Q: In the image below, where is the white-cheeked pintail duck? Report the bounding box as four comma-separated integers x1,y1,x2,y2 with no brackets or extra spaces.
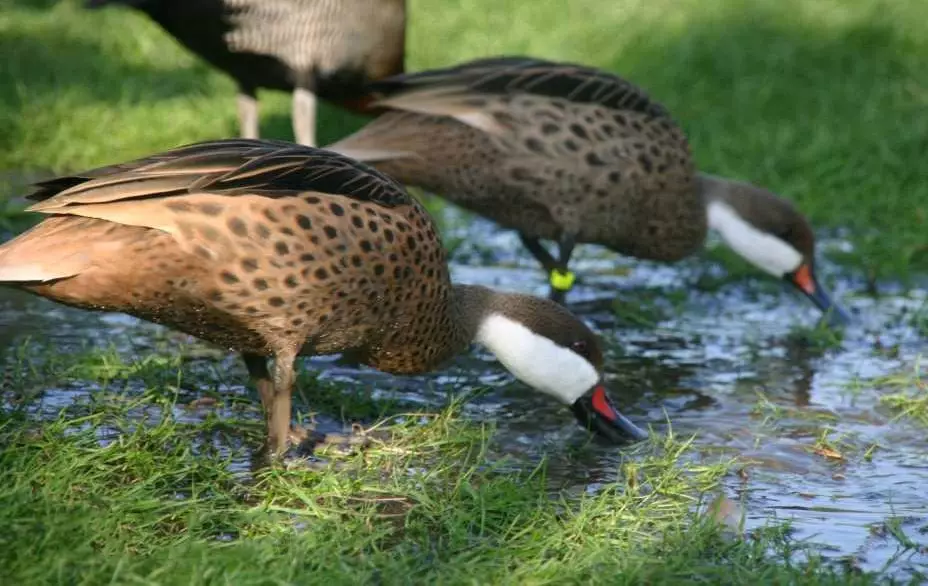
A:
0,139,647,455
327,56,851,323
86,0,406,147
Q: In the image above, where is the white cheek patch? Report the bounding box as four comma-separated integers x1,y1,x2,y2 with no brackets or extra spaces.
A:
707,201,803,277
475,313,599,405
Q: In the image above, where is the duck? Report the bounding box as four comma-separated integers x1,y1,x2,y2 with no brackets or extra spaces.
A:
85,0,406,147
0,139,647,455
326,56,851,323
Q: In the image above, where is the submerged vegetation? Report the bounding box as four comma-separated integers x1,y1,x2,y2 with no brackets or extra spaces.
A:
877,358,927,427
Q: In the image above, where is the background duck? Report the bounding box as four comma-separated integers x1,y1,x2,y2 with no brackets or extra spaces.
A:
0,139,646,456
327,56,851,323
86,0,406,146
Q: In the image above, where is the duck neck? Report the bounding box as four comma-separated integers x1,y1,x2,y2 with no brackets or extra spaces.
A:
697,173,803,278
448,284,495,354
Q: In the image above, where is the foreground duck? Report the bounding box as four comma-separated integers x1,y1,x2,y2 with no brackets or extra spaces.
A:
327,57,850,322
0,139,646,455
87,0,406,146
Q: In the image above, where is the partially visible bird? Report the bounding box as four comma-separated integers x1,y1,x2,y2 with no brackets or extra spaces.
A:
0,139,647,456
327,56,851,323
87,0,406,146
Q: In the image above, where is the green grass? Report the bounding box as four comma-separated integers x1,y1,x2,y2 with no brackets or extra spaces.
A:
0,347,886,585
0,341,918,584
2,0,927,278
1,0,927,583
877,357,927,426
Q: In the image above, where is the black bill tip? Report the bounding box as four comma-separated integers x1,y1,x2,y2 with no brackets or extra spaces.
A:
787,264,851,327
571,384,648,444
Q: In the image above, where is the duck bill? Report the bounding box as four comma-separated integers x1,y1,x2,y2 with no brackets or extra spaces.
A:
571,383,648,443
787,264,851,326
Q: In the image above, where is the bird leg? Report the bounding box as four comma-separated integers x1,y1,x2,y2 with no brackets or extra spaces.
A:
519,233,577,304
242,352,369,461
292,86,317,147
243,352,299,455
237,88,259,139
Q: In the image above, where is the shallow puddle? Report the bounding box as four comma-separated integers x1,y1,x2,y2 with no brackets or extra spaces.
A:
1,205,926,578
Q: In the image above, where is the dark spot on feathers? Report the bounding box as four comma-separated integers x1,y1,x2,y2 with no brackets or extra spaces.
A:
275,241,289,255
330,203,344,216
253,278,269,291
199,225,221,241
227,217,247,236
315,267,328,280
569,124,588,140
296,215,312,230
220,271,239,284
268,297,285,308
167,200,192,213
524,138,545,154
324,226,338,240
199,202,223,216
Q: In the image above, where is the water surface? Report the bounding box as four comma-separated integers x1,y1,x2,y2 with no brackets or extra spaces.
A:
1,206,925,579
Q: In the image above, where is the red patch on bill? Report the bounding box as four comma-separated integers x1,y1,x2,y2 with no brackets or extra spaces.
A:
793,264,815,295
592,386,617,421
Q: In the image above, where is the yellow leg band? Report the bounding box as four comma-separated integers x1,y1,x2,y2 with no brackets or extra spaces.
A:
549,269,576,292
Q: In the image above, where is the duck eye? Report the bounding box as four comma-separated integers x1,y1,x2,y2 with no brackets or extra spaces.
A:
570,340,588,354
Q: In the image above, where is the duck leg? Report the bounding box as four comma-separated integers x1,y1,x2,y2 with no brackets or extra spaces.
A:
243,351,299,455
519,233,577,304
292,85,317,147
237,86,259,139
243,352,368,459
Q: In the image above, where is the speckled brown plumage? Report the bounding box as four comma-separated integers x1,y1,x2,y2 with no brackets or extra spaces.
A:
328,57,844,314
0,139,614,454
329,57,702,263
87,0,406,145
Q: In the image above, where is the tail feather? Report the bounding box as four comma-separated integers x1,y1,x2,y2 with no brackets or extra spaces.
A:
323,145,412,164
0,262,84,283
325,112,432,167
0,217,105,283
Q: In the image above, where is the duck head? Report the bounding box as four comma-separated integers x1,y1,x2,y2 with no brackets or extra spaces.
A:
474,293,648,443
701,174,851,326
